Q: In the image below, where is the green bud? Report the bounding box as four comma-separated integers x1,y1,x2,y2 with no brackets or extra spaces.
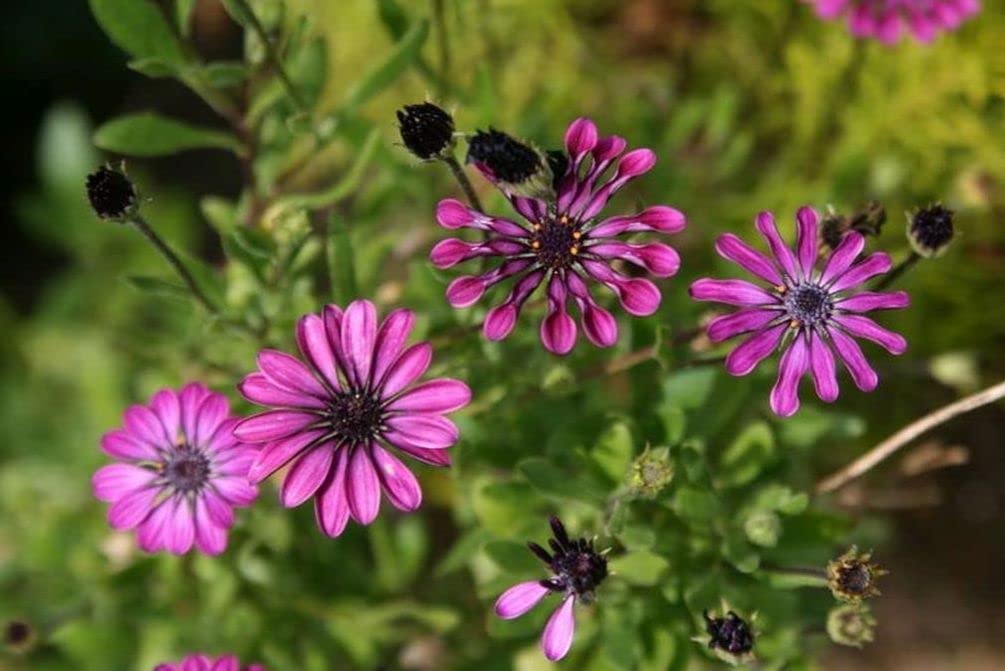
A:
827,604,877,648
743,511,781,547
629,445,674,498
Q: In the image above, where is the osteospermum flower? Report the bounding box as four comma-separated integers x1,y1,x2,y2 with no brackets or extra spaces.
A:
690,208,909,417
92,384,258,555
494,517,608,661
431,118,686,355
807,0,980,43
234,300,470,537
154,653,265,671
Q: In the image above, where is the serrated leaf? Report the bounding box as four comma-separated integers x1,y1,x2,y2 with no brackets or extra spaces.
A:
95,113,244,157
341,19,429,114
89,0,186,65
610,551,669,586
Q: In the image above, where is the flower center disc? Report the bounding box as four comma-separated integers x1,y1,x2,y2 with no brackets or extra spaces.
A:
553,549,608,597
532,216,580,270
329,390,383,444
784,283,832,326
164,446,211,492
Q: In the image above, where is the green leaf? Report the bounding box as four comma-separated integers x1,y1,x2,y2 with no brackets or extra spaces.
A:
94,113,244,157
484,540,541,575
750,484,809,516
341,19,429,114
610,551,669,586
435,528,491,577
200,196,238,234
377,0,410,39
128,58,179,78
671,486,720,523
123,275,189,301
722,529,760,573
717,421,775,488
274,128,381,211
593,421,634,483
517,457,606,503
327,215,359,304
219,0,255,26
743,511,782,547
201,62,249,88
663,367,717,410
89,0,187,65
176,0,197,36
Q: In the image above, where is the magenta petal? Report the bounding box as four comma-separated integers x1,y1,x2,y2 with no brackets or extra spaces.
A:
386,379,471,413
101,429,158,461
436,198,475,229
725,323,786,376
541,309,577,355
381,343,433,397
280,445,335,508
93,464,156,502
829,252,892,293
541,595,576,662
836,290,910,312
149,389,181,441
384,415,458,449
755,211,799,280
494,581,550,619
769,333,811,417
714,233,782,285
565,117,599,158
372,308,416,386
707,308,778,343
257,350,327,399
446,276,487,308
238,373,326,410
179,383,211,446
431,238,479,268
371,444,422,511
108,486,158,530
833,315,907,354
809,332,839,403
296,314,342,392
233,410,318,443
211,476,258,506
820,231,865,285
392,443,453,467
125,404,170,450
484,304,517,341
314,449,350,537
210,656,240,671
193,393,228,448
247,430,327,483
164,498,196,554
346,446,381,524
795,206,819,279
136,500,171,553
203,489,235,528
616,148,656,178
194,497,227,555
616,277,660,316
690,278,776,307
340,300,378,387
581,301,618,347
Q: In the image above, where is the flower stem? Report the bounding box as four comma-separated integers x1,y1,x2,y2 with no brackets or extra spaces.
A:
816,379,1005,493
231,0,308,113
431,0,451,97
127,215,218,315
442,154,484,212
872,251,920,291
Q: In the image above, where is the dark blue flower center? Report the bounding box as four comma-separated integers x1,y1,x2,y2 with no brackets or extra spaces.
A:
531,215,581,270
164,446,211,493
328,390,383,445
783,283,832,326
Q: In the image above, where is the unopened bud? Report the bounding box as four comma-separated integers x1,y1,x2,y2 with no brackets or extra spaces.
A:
467,128,553,199
827,546,887,602
629,445,673,498
908,204,955,257
86,165,137,221
397,102,455,160
827,604,877,648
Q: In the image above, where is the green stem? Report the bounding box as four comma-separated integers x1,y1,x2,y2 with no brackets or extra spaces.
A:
442,155,484,212
232,0,308,113
127,215,218,314
431,0,451,97
873,251,920,291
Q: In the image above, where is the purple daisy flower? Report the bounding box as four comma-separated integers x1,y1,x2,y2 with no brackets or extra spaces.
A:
807,0,980,43
234,300,471,537
92,384,258,556
153,653,265,671
494,517,608,662
431,117,686,355
690,207,910,417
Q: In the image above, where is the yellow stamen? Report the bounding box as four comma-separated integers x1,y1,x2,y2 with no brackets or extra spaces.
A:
789,319,800,329
531,240,541,250
572,230,582,240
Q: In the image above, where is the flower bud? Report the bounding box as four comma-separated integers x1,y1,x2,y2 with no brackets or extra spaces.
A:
466,128,553,199
820,201,886,250
629,445,673,498
397,102,456,160
827,604,877,648
4,620,34,654
827,546,887,602
908,204,955,257
702,608,755,658
86,165,137,221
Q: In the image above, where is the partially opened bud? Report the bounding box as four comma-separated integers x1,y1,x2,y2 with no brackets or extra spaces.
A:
908,204,955,257
396,102,456,160
827,546,887,602
86,165,137,221
466,128,553,199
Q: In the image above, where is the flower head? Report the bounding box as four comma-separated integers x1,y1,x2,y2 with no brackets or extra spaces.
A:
827,546,888,602
154,653,265,671
806,0,980,44
434,117,686,354
397,102,455,160
827,604,878,648
235,300,470,537
690,207,910,417
92,384,258,555
86,165,136,220
494,516,608,661
703,609,756,658
908,203,955,257
821,201,886,250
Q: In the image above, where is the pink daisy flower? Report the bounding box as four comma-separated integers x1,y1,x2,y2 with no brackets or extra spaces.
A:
234,300,471,537
431,117,686,355
494,517,608,662
153,653,265,671
807,0,980,43
92,384,258,555
689,208,910,417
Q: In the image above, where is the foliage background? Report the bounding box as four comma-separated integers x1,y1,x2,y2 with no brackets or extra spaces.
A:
2,0,1004,669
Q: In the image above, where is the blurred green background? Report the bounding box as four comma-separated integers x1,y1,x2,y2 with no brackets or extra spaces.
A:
2,1,1004,669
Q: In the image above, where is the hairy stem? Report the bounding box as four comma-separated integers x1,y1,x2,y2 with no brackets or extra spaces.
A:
816,379,1005,493
442,155,484,213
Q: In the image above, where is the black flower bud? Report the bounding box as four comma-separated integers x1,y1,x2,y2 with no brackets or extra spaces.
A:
827,546,887,602
467,128,553,199
86,165,137,221
396,102,455,160
821,201,886,250
4,620,34,653
546,149,569,191
908,204,955,257
703,609,755,657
